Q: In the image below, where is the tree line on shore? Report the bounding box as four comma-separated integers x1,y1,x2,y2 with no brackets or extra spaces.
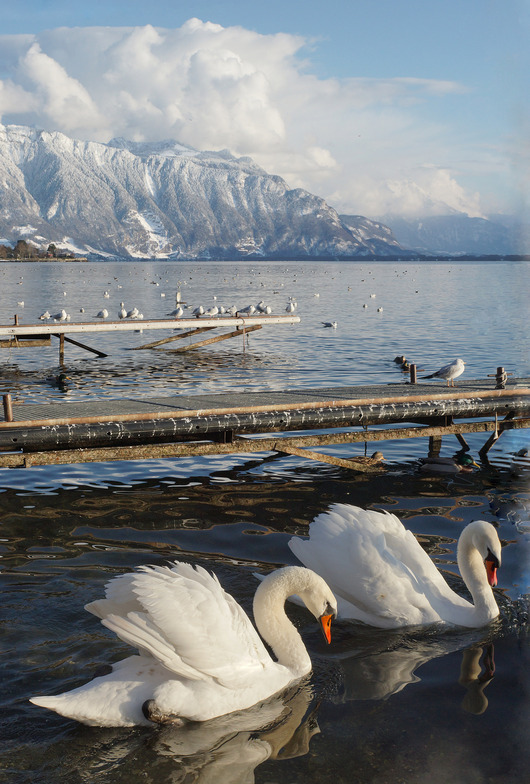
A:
0,239,76,260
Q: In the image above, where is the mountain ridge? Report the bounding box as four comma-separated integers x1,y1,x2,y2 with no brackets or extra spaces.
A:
0,124,409,260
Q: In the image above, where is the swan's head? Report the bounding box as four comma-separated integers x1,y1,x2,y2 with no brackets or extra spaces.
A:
462,521,502,587
294,569,337,645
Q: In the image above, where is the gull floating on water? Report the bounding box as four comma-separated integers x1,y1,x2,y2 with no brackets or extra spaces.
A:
421,358,465,387
322,321,337,328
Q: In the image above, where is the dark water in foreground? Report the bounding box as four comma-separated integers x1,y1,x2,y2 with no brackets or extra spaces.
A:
0,260,529,783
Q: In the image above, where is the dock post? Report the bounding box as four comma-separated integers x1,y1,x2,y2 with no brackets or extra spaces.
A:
2,394,13,422
495,367,507,389
59,334,65,365
409,364,417,384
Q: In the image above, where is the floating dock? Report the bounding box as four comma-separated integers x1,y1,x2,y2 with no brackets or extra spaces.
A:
0,378,528,469
0,314,300,360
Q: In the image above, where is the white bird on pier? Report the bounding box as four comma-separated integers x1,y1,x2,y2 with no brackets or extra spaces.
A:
238,304,256,316
204,305,219,317
118,303,127,319
285,302,296,313
52,309,69,321
167,307,184,318
39,311,51,320
421,358,465,387
192,305,205,317
96,309,109,319
127,307,140,319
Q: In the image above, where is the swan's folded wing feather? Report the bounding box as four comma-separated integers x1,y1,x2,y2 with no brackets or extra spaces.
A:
102,612,207,681
125,562,273,688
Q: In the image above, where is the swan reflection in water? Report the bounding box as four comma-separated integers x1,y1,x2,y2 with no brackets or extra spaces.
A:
330,625,496,715
459,644,495,715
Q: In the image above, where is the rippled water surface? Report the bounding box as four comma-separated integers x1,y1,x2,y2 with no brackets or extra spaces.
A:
1,260,529,784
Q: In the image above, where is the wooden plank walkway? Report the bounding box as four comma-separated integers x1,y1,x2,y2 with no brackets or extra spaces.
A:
0,378,528,469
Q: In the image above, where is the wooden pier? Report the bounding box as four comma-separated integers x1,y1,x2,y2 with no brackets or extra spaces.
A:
0,378,528,469
0,314,300,361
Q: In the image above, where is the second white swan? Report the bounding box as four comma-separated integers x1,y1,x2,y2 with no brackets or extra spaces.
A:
289,504,501,629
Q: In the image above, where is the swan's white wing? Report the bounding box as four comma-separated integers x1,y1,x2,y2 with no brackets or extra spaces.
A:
85,572,144,619
103,562,273,689
289,504,470,627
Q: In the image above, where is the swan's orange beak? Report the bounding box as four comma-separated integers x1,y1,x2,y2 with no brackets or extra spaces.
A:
320,613,333,644
485,558,497,587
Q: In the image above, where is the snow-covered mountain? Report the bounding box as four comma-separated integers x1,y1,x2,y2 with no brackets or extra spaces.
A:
379,213,522,256
0,124,407,260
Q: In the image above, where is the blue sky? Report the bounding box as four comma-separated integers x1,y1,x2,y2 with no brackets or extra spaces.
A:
0,0,527,218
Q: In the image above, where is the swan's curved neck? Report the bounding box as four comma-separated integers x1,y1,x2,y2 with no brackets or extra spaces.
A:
457,532,498,622
253,568,313,678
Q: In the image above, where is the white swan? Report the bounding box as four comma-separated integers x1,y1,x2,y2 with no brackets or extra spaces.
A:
30,562,336,727
288,504,501,629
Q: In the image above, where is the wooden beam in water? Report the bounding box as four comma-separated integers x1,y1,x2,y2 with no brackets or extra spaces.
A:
133,326,217,350
166,324,262,352
55,333,108,358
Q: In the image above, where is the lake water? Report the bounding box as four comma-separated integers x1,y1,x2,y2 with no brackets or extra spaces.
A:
0,260,529,784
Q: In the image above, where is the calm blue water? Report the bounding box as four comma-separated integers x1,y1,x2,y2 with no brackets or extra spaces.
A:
1,260,529,784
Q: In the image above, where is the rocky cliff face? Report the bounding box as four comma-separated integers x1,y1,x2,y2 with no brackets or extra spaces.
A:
0,125,406,259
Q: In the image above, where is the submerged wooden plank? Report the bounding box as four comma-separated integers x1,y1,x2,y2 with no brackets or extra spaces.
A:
166,324,262,352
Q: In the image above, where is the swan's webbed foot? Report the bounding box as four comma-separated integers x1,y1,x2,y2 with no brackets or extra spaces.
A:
91,664,113,680
142,699,186,726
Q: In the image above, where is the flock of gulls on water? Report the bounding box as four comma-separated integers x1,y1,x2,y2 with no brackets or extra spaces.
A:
30,502,502,727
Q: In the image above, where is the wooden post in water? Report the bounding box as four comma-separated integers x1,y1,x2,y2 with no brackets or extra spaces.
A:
2,394,13,422
409,364,417,384
59,333,65,365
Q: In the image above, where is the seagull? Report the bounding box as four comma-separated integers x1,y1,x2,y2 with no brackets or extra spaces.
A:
96,309,109,319
126,307,139,319
118,303,127,319
167,307,184,318
322,321,337,328
204,306,219,317
192,305,205,317
285,302,296,313
238,304,256,316
52,309,69,322
421,358,465,387
39,311,51,320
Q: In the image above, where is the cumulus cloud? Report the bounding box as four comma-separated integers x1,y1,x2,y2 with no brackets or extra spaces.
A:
0,20,499,217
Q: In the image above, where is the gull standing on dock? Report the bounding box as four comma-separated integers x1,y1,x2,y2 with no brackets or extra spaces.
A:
96,309,109,319
118,303,127,319
421,358,465,387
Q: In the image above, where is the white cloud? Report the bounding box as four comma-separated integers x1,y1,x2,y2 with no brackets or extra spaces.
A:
0,20,506,217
